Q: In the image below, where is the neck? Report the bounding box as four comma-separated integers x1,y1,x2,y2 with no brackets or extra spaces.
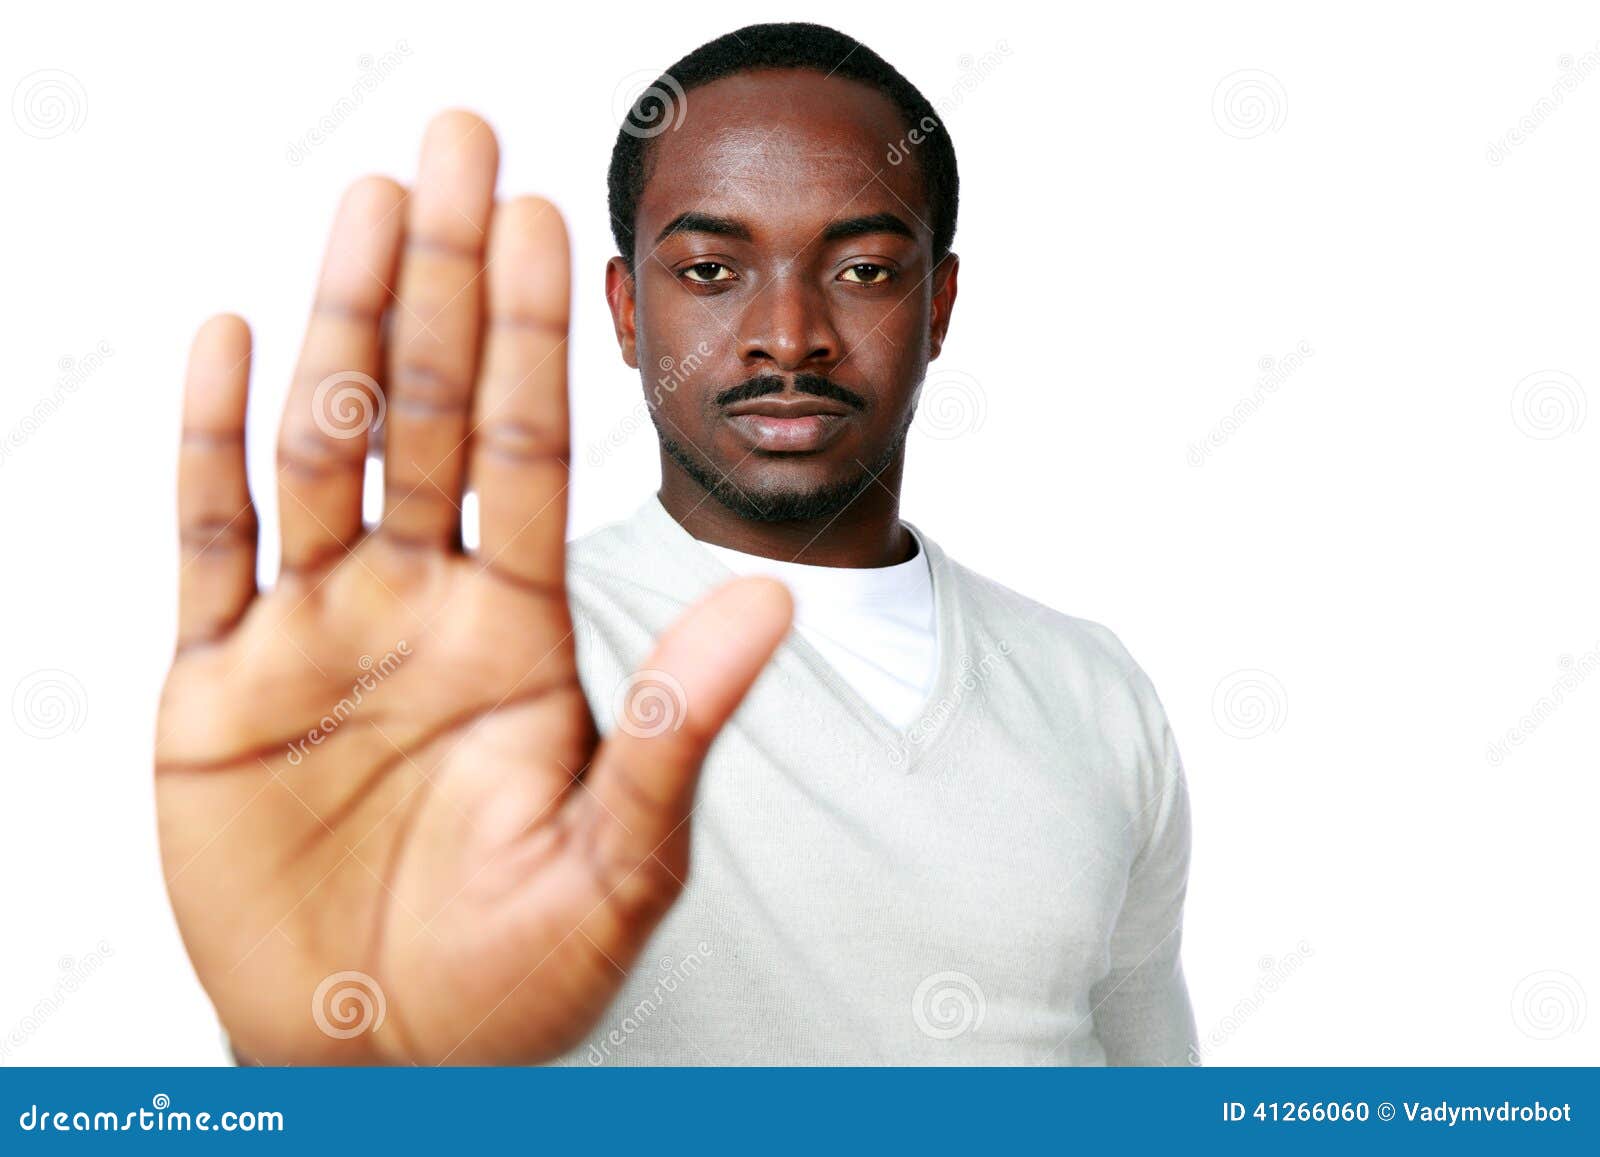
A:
657,458,914,568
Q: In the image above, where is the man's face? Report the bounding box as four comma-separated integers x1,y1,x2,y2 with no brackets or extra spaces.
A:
605,68,958,522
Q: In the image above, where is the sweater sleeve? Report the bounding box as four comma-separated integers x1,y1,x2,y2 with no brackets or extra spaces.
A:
1089,733,1199,1066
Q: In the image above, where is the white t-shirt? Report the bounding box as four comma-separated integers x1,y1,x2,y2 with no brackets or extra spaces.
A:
693,521,939,731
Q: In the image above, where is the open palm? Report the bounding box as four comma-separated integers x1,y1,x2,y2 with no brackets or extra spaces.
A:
154,111,791,1065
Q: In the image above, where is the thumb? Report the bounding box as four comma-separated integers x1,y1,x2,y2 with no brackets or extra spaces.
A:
583,575,793,868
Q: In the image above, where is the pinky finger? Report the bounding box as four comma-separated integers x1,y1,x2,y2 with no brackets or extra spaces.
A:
176,314,259,650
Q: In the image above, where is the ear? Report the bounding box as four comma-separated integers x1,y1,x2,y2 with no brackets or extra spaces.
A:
604,255,640,369
927,252,959,362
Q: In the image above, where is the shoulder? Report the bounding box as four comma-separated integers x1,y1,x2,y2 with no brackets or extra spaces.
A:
936,545,1148,687
562,506,694,612
931,539,1182,776
559,507,713,684
939,550,1190,852
565,508,651,576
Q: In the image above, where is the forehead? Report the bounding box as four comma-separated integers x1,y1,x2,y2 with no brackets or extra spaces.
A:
637,68,929,247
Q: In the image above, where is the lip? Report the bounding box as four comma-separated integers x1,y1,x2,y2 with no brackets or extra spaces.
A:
724,396,852,419
722,395,853,452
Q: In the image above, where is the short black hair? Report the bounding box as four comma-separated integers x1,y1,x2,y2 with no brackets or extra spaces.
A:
607,21,959,277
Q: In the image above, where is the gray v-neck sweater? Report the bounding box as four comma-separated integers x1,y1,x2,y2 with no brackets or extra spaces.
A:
555,496,1198,1066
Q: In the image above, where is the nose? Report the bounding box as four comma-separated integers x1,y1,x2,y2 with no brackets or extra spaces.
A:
736,270,841,374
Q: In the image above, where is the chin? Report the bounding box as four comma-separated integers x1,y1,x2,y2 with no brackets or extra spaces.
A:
660,435,876,523
713,478,878,523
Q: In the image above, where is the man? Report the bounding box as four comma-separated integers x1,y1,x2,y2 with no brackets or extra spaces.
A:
156,21,1197,1066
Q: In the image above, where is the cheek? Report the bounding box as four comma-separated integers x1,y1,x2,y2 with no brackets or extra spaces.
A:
644,371,704,428
638,290,718,368
841,300,927,376
845,338,926,425
636,322,723,421
643,359,724,438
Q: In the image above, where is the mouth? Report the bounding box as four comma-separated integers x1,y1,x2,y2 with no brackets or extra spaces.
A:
721,396,854,453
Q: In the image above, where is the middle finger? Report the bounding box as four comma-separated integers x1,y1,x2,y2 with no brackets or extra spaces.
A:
381,109,499,548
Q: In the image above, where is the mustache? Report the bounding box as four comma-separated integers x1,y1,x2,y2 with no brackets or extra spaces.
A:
713,373,868,411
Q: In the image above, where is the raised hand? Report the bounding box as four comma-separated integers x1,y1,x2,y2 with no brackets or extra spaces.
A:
155,110,792,1064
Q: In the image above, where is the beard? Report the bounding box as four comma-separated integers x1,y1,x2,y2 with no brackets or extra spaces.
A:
656,416,910,524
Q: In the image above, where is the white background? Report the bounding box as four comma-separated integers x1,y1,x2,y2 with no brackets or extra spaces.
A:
2,0,1596,1065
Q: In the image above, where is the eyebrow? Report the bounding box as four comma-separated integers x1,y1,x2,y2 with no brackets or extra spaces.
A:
653,210,918,248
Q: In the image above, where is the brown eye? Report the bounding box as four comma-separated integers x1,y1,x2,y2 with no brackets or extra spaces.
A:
840,263,893,285
681,262,734,283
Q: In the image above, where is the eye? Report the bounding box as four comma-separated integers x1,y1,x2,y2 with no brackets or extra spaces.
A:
839,263,894,285
680,262,735,284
